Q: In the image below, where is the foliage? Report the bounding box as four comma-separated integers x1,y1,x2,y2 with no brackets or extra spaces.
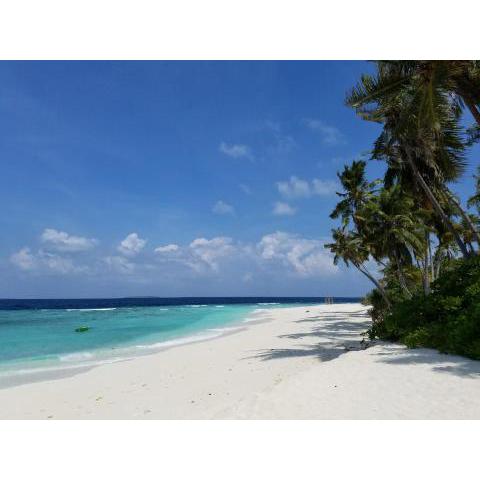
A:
367,257,480,360
327,60,480,359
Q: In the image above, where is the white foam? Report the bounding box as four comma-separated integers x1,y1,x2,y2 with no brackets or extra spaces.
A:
66,308,117,312
0,356,131,378
257,302,280,305
59,351,95,362
0,304,264,382
135,331,222,350
209,326,242,333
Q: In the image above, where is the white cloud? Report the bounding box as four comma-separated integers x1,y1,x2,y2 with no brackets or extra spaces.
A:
219,142,252,159
10,247,36,270
118,233,146,256
153,237,238,273
277,176,310,198
273,201,296,216
257,232,337,277
189,237,236,271
104,255,135,274
212,200,235,215
10,247,84,274
10,231,338,281
40,228,97,252
304,118,345,145
154,244,180,254
276,176,337,198
312,179,338,195
40,252,78,274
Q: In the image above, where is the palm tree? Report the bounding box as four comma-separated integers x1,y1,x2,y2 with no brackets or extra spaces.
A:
325,228,391,307
347,71,473,257
347,61,480,129
330,160,378,231
441,188,480,247
347,61,480,253
359,185,426,298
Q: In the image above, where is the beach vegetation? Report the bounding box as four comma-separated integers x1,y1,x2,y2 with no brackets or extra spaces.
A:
327,60,480,359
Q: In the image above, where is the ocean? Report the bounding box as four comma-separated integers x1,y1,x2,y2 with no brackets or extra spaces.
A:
0,297,360,384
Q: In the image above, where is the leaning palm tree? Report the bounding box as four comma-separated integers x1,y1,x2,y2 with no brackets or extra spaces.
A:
441,188,480,247
330,160,378,231
346,61,480,256
325,227,391,307
360,185,427,298
349,72,473,257
347,61,480,129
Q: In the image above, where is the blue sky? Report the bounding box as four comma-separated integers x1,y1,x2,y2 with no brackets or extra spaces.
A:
1,61,478,298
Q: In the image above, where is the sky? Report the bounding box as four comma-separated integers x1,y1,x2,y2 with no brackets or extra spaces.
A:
1,61,478,298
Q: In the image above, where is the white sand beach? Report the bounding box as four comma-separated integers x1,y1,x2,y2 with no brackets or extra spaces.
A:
1,303,480,419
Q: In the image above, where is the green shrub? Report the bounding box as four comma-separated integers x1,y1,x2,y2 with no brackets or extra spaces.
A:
367,256,480,360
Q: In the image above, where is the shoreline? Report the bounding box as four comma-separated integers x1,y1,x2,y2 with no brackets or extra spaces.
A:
1,302,480,419
0,304,277,389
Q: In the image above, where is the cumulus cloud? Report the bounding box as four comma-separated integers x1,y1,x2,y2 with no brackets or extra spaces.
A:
276,176,337,198
10,247,84,274
10,230,338,281
312,179,338,195
154,244,180,254
212,200,235,215
277,176,310,198
257,231,337,277
189,237,236,271
10,247,36,270
273,201,296,216
118,233,146,256
154,237,238,273
304,118,345,145
219,142,252,159
39,252,79,274
40,228,97,252
104,255,135,274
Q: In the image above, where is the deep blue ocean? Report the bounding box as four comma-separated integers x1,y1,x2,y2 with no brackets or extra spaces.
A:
0,297,360,382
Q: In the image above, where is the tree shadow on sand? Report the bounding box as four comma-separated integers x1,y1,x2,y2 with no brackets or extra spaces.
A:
254,344,359,362
371,344,480,378
279,319,371,340
252,314,372,363
251,312,480,378
295,312,368,323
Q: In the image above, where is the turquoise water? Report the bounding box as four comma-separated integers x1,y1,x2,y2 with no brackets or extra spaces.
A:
0,301,323,380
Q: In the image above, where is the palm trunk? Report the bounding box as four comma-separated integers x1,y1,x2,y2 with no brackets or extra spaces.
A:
424,232,431,294
443,188,480,249
404,149,470,258
355,262,391,308
393,248,412,298
428,233,435,282
434,251,443,279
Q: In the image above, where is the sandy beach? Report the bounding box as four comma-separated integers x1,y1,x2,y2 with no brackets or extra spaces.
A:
1,303,480,419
